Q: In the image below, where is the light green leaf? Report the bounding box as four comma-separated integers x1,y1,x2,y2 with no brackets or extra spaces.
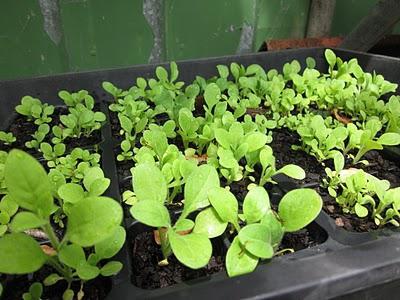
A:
238,224,273,259
0,233,46,274
208,187,238,224
182,165,220,218
355,203,368,218
77,262,100,280
245,133,268,152
10,212,46,232
58,183,85,204
43,273,63,286
204,83,221,109
226,236,258,277
169,230,212,269
278,188,322,232
174,218,195,233
276,164,305,180
193,207,227,238
67,197,122,247
325,49,337,67
377,133,400,146
260,211,284,246
95,226,126,260
133,163,167,204
59,244,86,269
5,150,53,217
130,200,170,228
243,186,270,224
100,261,123,276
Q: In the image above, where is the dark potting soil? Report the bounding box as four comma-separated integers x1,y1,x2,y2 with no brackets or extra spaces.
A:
131,231,225,289
271,128,324,186
271,129,400,189
1,265,111,300
361,150,400,187
279,222,328,251
0,106,103,154
320,187,379,232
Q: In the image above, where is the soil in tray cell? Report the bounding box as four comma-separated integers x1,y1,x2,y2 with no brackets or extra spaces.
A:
271,129,324,186
1,266,111,300
0,106,103,154
131,231,225,289
321,188,379,232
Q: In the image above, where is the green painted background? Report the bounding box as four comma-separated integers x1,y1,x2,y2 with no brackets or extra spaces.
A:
0,0,398,80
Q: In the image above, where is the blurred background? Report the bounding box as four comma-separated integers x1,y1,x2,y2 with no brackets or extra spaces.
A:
1,0,400,80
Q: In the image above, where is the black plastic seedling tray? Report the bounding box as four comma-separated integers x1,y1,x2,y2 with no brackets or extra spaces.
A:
1,48,400,299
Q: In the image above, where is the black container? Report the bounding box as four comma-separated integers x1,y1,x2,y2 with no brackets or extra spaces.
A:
1,48,400,299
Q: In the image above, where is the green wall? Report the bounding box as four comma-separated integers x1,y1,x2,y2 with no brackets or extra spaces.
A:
0,0,397,80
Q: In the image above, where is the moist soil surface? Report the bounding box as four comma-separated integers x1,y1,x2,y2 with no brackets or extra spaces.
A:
131,222,327,290
0,106,102,154
320,187,380,233
1,266,111,300
131,231,225,289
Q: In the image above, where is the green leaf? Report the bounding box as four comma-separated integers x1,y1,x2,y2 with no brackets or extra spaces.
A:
193,207,227,238
77,262,100,280
59,244,86,269
325,49,337,67
169,230,212,269
243,186,270,224
28,282,43,300
278,188,322,232
156,66,168,81
226,236,258,277
43,273,63,286
63,289,74,300
130,200,170,228
0,233,46,274
95,226,126,259
217,65,229,78
377,133,400,146
58,183,85,204
0,195,19,217
10,212,46,232
204,83,221,109
5,150,53,217
88,178,110,196
260,211,284,246
133,163,167,204
245,133,268,152
208,187,238,224
355,203,368,218
67,197,122,247
238,224,273,259
182,165,219,218
214,128,231,149
174,218,195,233
170,62,179,82
100,261,123,276
306,57,316,69
83,167,105,190
276,164,305,180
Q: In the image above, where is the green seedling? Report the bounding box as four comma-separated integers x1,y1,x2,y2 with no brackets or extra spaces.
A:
130,163,219,268
0,131,16,145
25,124,50,149
345,119,400,164
0,150,125,299
258,145,306,186
40,142,66,167
16,96,54,125
51,148,101,183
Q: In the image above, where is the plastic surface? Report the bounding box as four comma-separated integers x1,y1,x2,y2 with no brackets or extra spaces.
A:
1,48,400,299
